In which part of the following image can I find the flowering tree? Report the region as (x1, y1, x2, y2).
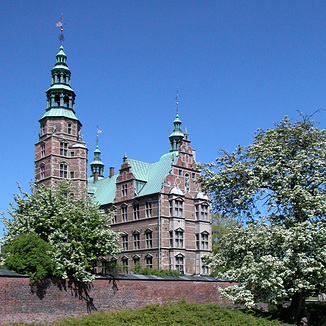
(1, 181, 121, 283)
(199, 116, 326, 324)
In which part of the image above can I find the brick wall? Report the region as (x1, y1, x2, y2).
(0, 275, 231, 325)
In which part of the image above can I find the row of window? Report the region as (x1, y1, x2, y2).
(120, 230, 209, 251)
(112, 200, 208, 223)
(40, 141, 75, 159)
(40, 123, 72, 136)
(121, 230, 153, 251)
(40, 163, 75, 180)
(103, 255, 209, 275)
(113, 202, 153, 223)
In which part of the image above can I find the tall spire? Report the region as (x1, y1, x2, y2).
(39, 16, 78, 122)
(90, 127, 105, 180)
(169, 90, 184, 152)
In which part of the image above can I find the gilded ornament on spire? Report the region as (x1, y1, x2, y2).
(96, 125, 102, 146)
(56, 14, 64, 45)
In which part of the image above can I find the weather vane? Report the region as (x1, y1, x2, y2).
(96, 125, 102, 147)
(175, 89, 179, 115)
(56, 14, 65, 45)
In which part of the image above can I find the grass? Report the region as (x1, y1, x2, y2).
(6, 301, 291, 326)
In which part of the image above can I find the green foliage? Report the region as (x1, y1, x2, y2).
(4, 301, 292, 325)
(132, 263, 181, 277)
(199, 116, 326, 323)
(3, 233, 55, 283)
(1, 181, 121, 283)
(211, 213, 239, 254)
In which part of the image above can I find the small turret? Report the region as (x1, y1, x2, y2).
(169, 91, 184, 152)
(90, 128, 105, 181)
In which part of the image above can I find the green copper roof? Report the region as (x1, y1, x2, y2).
(88, 175, 118, 206)
(40, 108, 79, 121)
(169, 114, 184, 152)
(87, 151, 178, 205)
(46, 84, 74, 93)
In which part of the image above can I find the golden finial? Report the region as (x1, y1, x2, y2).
(175, 89, 179, 115)
(56, 14, 64, 46)
(96, 125, 102, 146)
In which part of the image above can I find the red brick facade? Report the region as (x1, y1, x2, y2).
(0, 275, 231, 325)
(99, 132, 211, 275)
(35, 117, 88, 189)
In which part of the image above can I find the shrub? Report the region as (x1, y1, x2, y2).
(3, 233, 55, 283)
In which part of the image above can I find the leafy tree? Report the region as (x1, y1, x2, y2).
(3, 233, 55, 283)
(1, 181, 121, 283)
(199, 116, 326, 324)
(211, 213, 239, 254)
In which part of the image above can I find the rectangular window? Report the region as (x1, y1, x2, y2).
(101, 261, 108, 275)
(171, 200, 183, 217)
(41, 123, 45, 135)
(201, 204, 208, 221)
(195, 205, 199, 220)
(146, 201, 152, 218)
(174, 200, 183, 217)
(146, 256, 153, 269)
(192, 172, 195, 179)
(169, 231, 173, 247)
(122, 206, 128, 222)
(178, 170, 182, 176)
(175, 256, 184, 272)
(68, 123, 72, 134)
(41, 143, 45, 157)
(145, 231, 153, 248)
(59, 164, 67, 178)
(40, 165, 45, 180)
(175, 230, 184, 248)
(122, 258, 128, 273)
(201, 260, 209, 275)
(196, 234, 199, 250)
(70, 171, 74, 179)
(122, 234, 128, 251)
(133, 256, 140, 266)
(122, 184, 128, 197)
(133, 233, 140, 250)
(60, 142, 67, 156)
(201, 233, 209, 250)
(71, 152, 75, 157)
(133, 203, 140, 220)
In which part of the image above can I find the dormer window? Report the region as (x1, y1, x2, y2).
(122, 184, 128, 197)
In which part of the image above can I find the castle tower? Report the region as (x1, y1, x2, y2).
(34, 45, 88, 189)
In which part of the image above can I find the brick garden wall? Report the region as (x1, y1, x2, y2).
(0, 275, 231, 325)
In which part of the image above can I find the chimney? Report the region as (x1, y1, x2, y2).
(110, 167, 115, 177)
(94, 172, 98, 182)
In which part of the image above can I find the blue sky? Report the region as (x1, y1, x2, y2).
(1, 1, 326, 238)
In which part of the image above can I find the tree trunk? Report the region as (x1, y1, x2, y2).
(288, 290, 309, 325)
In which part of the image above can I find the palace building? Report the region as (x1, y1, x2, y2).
(35, 44, 211, 275)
